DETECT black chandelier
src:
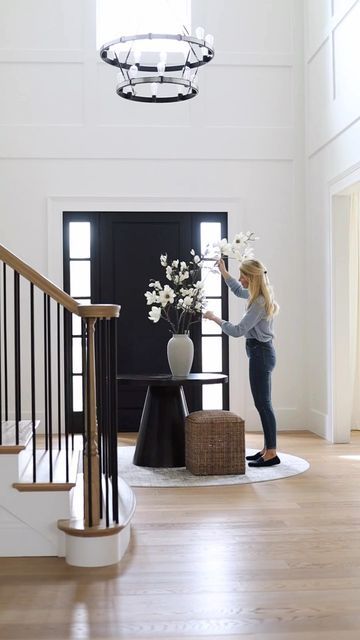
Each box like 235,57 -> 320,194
100,28 -> 214,103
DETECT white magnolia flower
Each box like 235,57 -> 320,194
148,306 -> 161,323
190,248 -> 195,256
144,290 -> 158,305
159,285 -> 175,307
212,232 -> 258,262
180,261 -> 188,271
219,238 -> 230,250
194,280 -> 204,290
214,239 -> 232,256
171,259 -> 179,268
233,233 -> 246,245
183,295 -> 193,307
149,280 -> 162,290
160,254 -> 167,267
179,271 -> 189,282
194,255 -> 200,264
166,266 -> 173,280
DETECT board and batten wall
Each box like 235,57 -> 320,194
305,0 -> 360,441
0,0 -> 306,432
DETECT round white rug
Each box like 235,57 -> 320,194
118,446 -> 310,487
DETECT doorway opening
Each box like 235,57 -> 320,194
331,176 -> 360,443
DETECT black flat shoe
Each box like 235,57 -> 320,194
245,451 -> 263,461
248,455 -> 281,468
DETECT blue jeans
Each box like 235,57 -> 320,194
245,338 -> 277,449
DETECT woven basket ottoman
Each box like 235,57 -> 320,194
185,410 -> 245,475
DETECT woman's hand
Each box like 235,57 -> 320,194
204,310 -> 223,327
216,258 -> 230,279
203,310 -> 223,325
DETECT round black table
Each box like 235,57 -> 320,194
117,373 -> 228,467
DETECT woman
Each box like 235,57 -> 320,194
203,258 -> 280,467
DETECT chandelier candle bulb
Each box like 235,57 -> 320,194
205,34 -> 214,47
157,61 -> 166,75
195,26 -> 205,40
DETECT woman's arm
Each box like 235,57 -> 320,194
216,258 -> 248,299
204,300 -> 265,338
226,276 -> 249,299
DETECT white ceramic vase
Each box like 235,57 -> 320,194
167,333 -> 194,376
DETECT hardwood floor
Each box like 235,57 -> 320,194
1,430 -> 360,639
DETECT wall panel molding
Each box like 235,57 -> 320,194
306,0 -> 359,61
0,125 -> 294,160
0,50 -> 86,63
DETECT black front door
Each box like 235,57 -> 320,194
99,211 -> 201,430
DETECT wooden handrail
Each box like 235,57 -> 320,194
0,244 -> 120,319
78,304 -> 120,319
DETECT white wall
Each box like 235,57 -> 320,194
0,0 -> 306,432
305,0 -> 360,440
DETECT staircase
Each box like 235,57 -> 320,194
0,244 -> 136,566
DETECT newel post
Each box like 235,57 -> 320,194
84,316 -> 100,527
79,304 -> 120,529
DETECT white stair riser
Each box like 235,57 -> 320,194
0,448 -> 33,484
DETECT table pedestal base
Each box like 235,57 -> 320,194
133,385 -> 188,467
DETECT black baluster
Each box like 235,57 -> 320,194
43,294 -> 48,450
47,296 -> 53,482
104,318 -> 110,528
3,264 -> 8,422
96,317 -> 103,521
64,308 -> 70,483
14,271 -> 21,444
30,283 -> 36,482
57,303 -> 62,451
0,263 -> 2,443
110,317 -> 119,523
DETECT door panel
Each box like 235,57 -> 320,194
99,212 -> 200,430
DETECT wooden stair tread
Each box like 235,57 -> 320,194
0,420 -> 39,452
13,448 -> 80,491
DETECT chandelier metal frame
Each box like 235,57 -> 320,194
99,32 -> 214,103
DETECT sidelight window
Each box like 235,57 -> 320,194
200,221 -> 226,409
68,221 -> 92,413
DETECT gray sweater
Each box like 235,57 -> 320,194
220,277 -> 274,342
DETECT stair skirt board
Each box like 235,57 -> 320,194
0,493 -> 70,557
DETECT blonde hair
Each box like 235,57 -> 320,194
240,259 -> 279,318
